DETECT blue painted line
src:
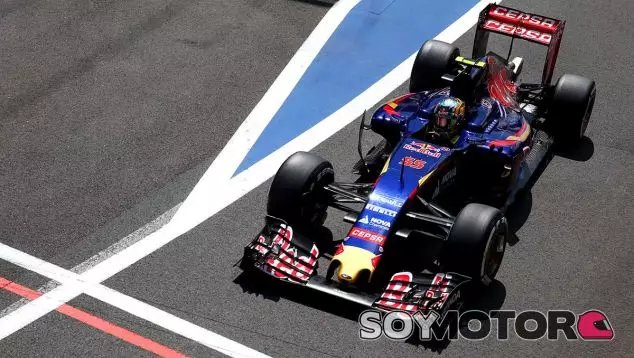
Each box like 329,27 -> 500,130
234,0 -> 478,175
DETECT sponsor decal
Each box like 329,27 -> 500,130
485,119 -> 498,133
403,142 -> 448,158
358,215 -> 370,224
371,194 -> 405,208
490,6 -> 558,29
370,217 -> 391,229
440,167 -> 456,186
349,228 -> 386,245
366,203 -> 397,217
431,167 -> 457,199
483,20 -> 552,45
401,156 -> 426,169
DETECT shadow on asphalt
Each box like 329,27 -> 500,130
505,190 -> 533,246
555,136 -> 595,162
288,0 -> 337,8
235,270 -> 506,352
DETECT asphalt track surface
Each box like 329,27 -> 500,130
0,0 -> 632,357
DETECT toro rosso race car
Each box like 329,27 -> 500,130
240,5 -> 596,320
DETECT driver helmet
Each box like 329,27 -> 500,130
433,97 -> 466,134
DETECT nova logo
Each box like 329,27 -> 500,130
366,204 -> 397,217
359,215 -> 370,224
370,217 -> 391,228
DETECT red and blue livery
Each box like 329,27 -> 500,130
240,5 -> 596,323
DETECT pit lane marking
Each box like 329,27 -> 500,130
0,203 -> 180,317
0,242 -> 272,358
0,276 -> 187,358
0,0 -> 499,346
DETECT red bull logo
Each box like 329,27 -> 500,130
404,141 -> 448,158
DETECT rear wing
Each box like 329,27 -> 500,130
472,4 -> 565,86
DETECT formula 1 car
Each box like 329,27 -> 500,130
240,4 -> 595,320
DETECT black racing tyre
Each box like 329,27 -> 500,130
442,203 -> 507,286
547,74 -> 596,145
267,151 -> 334,227
409,40 -> 460,93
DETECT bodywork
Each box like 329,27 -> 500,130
240,5 -> 566,319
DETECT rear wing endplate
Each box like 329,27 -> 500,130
472,4 -> 565,85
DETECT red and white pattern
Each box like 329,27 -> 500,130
421,273 -> 452,311
375,272 -> 417,312
253,225 -> 319,283
375,272 -> 457,313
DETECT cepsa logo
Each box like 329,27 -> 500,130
349,228 -> 386,245
490,6 -> 558,29
484,20 -> 552,45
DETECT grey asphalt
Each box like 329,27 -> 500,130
1,0 -> 633,357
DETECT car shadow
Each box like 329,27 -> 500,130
405,280 -> 507,352
234,270 -> 365,322
235,267 -> 507,352
505,190 -> 533,246
288,0 -> 337,7
555,136 -> 594,162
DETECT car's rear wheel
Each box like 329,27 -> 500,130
409,40 -> 459,93
267,151 -> 334,227
442,203 -> 507,286
547,74 -> 596,145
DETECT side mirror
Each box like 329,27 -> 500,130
509,57 -> 524,81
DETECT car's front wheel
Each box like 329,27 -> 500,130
442,203 -> 507,286
267,151 -> 334,227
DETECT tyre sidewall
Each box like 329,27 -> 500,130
443,204 -> 507,285
547,74 -> 596,145
267,152 -> 334,227
409,40 -> 460,93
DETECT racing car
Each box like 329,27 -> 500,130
239,4 -> 596,320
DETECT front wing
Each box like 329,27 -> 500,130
241,218 -> 471,319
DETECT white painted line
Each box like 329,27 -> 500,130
170,0 -> 500,229
0,242 -> 272,358
0,0 -> 498,343
174,0 -> 362,206
1,204 -> 180,318
0,204 -> 179,317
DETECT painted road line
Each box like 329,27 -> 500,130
177,0 -> 362,195
170,0 -> 499,230
235,0 -> 481,174
0,243 -> 272,358
0,277 -> 188,358
0,0 -> 498,343
1,204 -> 180,317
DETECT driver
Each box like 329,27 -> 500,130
428,97 -> 466,143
